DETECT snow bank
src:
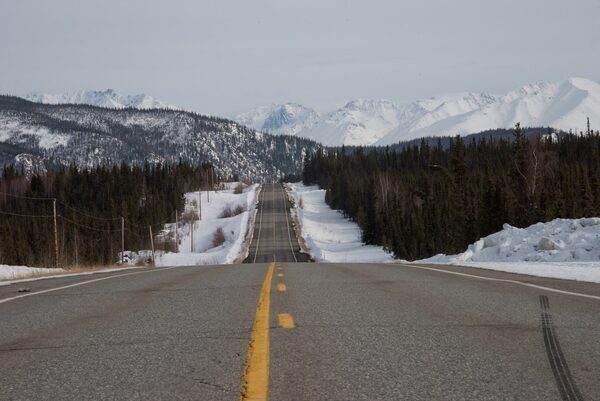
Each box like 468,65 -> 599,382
286,183 -> 393,263
156,183 -> 259,266
0,264 -> 151,285
418,218 -> 600,283
0,265 -> 66,282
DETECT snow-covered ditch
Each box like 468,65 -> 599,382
417,218 -> 600,283
286,182 -> 393,263
153,183 -> 259,266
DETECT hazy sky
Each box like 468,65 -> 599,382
1,0 -> 599,116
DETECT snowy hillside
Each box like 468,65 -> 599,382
25,89 -> 177,110
418,218 -> 600,283
235,77 -> 600,146
0,96 -> 319,180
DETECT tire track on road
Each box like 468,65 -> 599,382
539,295 -> 583,401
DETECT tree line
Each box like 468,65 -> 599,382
0,161 -> 217,267
302,125 -> 600,260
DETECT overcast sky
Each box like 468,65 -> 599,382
1,0 -> 599,116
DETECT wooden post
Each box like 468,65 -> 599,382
175,210 -> 178,253
53,199 -> 59,269
149,226 -> 155,266
121,217 -> 125,265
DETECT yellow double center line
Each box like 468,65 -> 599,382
240,262 -> 275,401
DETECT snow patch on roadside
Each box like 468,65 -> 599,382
286,182 -> 393,263
156,183 -> 259,266
0,264 -> 146,286
0,265 -> 66,283
417,218 -> 600,283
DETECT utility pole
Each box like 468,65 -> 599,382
53,199 -> 59,269
206,169 -> 210,203
191,220 -> 194,252
74,227 -> 78,267
121,217 -> 125,265
175,210 -> 178,253
198,189 -> 202,220
149,226 -> 155,266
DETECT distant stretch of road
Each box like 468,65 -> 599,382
0,183 -> 599,400
245,183 -> 310,263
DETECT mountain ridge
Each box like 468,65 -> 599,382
25,89 -> 177,110
0,96 -> 318,180
235,77 -> 600,146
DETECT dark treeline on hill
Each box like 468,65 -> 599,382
327,127 -> 571,155
0,95 -> 319,180
0,162 -> 216,267
302,125 -> 600,260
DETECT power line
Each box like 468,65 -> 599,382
60,202 -> 122,221
0,191 -> 54,201
0,210 -> 54,218
60,215 -> 122,233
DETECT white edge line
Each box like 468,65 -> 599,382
401,264 -> 600,301
0,266 -> 177,305
253,185 -> 265,264
281,184 -> 298,262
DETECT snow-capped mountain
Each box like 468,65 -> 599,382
25,89 -> 177,110
303,99 -> 403,146
235,103 -> 319,137
0,96 -> 319,180
381,77 -> 600,145
235,77 -> 600,146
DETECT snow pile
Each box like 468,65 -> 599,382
418,218 -> 600,283
156,183 -> 259,266
0,264 -> 148,284
0,265 -> 67,282
286,183 -> 393,263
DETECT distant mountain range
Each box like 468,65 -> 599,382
5,78 -> 598,177
234,77 -> 600,146
25,89 -> 177,110
0,96 -> 318,180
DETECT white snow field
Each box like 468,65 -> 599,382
286,183 -> 393,263
417,218 -> 600,283
155,183 -> 259,266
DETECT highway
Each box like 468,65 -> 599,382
1,184 -> 599,400
245,183 -> 310,263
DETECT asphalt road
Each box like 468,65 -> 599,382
1,183 -> 599,400
244,183 -> 310,263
